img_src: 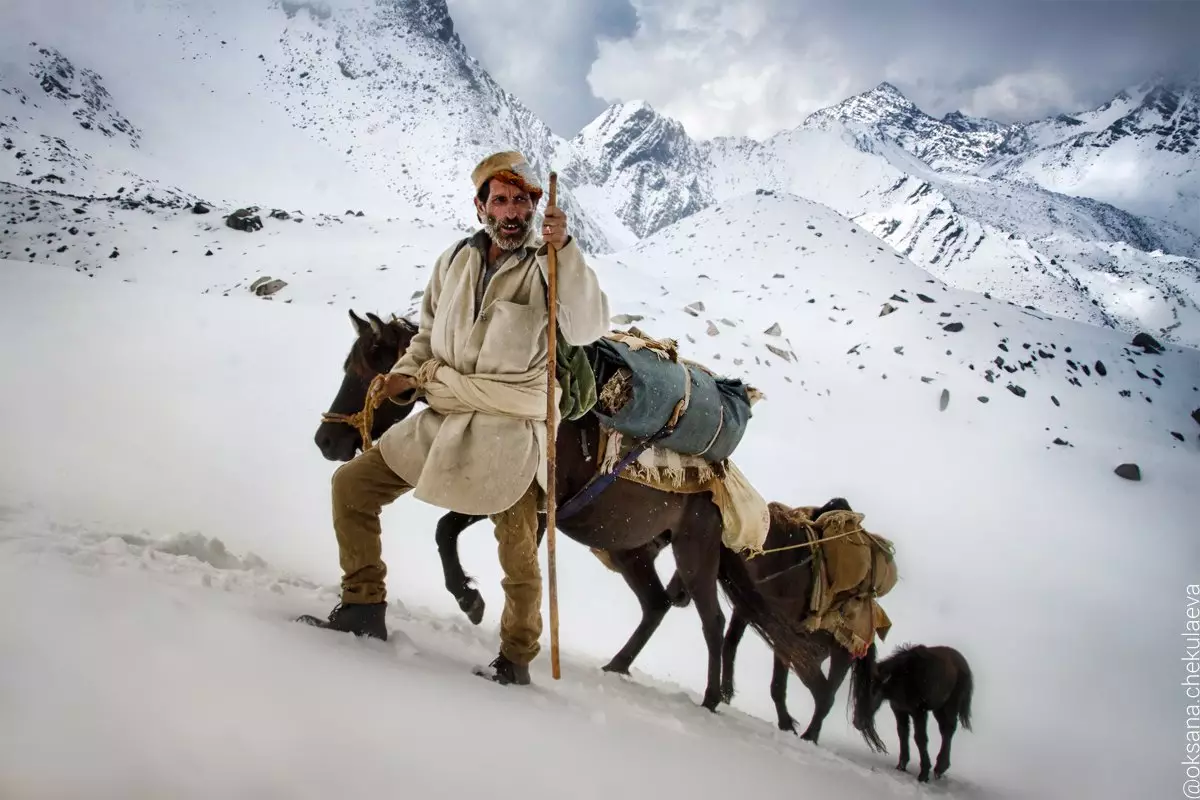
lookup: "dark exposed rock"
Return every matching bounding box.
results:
[939,389,950,411]
[1114,463,1141,481]
[1095,360,1107,376]
[1171,432,1185,442]
[192,202,211,214]
[1007,384,1026,398]
[1051,395,1060,407]
[226,207,262,232]
[917,293,935,303]
[1131,332,1164,353]
[943,322,963,332]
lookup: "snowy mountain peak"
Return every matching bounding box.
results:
[566,99,708,239]
[802,81,1011,172]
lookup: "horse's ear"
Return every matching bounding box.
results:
[366,312,400,346]
[349,309,371,336]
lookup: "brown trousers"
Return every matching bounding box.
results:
[331,446,543,665]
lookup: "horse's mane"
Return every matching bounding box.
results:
[877,641,925,668]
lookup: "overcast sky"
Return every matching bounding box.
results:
[445,0,1200,140]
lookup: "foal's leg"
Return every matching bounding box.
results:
[913,709,933,782]
[932,706,957,779]
[671,528,726,712]
[600,544,674,675]
[719,610,748,703]
[435,511,487,624]
[894,709,911,773]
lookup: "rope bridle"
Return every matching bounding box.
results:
[321,374,389,453]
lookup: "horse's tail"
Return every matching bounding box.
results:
[848,641,888,753]
[716,546,823,681]
[956,656,974,732]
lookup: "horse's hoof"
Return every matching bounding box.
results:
[917,771,931,783]
[457,591,484,625]
[719,686,734,704]
[799,729,819,744]
[895,763,907,773]
[701,696,721,712]
[778,718,797,735]
[600,661,629,675]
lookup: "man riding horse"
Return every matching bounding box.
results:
[298,151,611,686]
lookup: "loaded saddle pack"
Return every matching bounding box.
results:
[554,325,769,556]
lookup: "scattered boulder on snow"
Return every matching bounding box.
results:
[249,277,287,297]
[765,343,792,362]
[879,302,897,317]
[1095,360,1107,376]
[226,207,263,232]
[191,202,211,214]
[1191,408,1200,427]
[705,321,719,336]
[269,209,290,220]
[764,322,781,336]
[1053,438,1072,446]
[939,389,950,411]
[943,322,964,332]
[917,293,935,303]
[1171,432,1185,442]
[1007,383,1026,398]
[1131,332,1164,354]
[611,313,644,325]
[684,301,705,317]
[1114,463,1142,481]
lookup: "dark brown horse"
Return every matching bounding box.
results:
[714,497,878,745]
[849,642,974,782]
[426,494,874,745]
[313,310,823,710]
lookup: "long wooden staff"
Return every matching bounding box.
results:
[544,171,561,680]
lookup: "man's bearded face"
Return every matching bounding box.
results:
[480,180,535,251]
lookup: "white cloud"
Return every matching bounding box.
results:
[581,0,1200,139]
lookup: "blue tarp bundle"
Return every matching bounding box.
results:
[588,337,755,463]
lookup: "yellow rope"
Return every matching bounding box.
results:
[747,525,892,559]
[321,374,389,452]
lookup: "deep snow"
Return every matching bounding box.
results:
[1,188,1197,799]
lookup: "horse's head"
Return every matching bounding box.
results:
[314,310,420,461]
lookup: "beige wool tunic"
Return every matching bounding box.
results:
[378,228,610,515]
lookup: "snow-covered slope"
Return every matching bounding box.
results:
[5,0,1196,348]
[980,78,1200,238]
[0,0,614,251]
[561,86,1200,349]
[2,188,1197,799]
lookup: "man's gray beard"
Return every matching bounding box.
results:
[485,214,530,251]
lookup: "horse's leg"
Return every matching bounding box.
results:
[894,709,911,773]
[932,706,957,779]
[434,511,487,624]
[670,525,726,712]
[600,544,673,675]
[792,653,837,744]
[806,645,853,739]
[769,654,797,733]
[664,569,691,608]
[719,610,748,704]
[913,709,933,782]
